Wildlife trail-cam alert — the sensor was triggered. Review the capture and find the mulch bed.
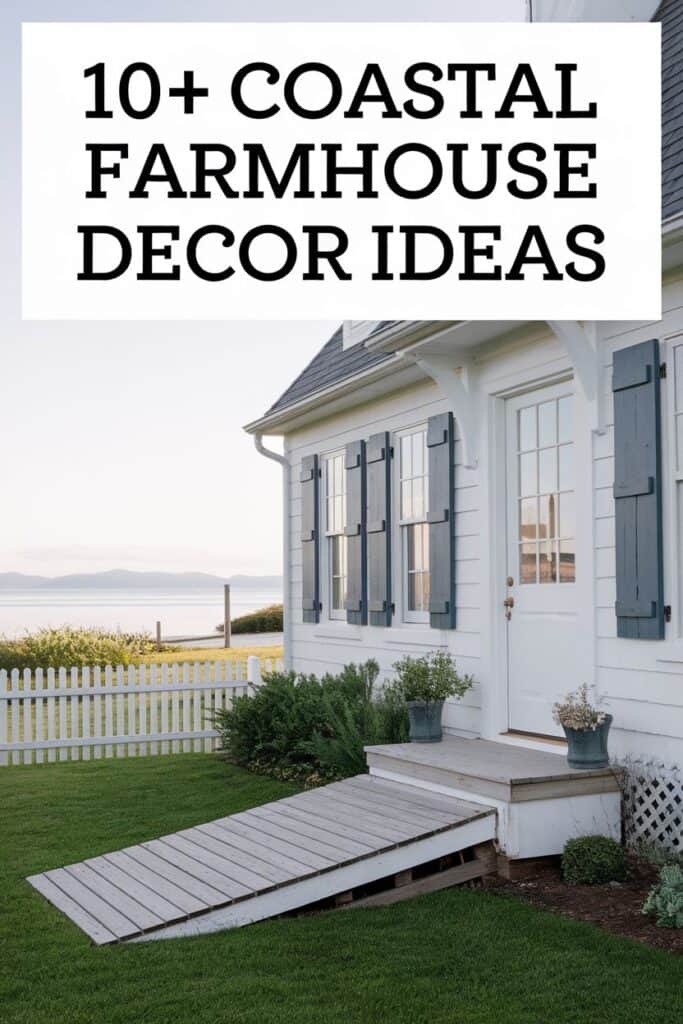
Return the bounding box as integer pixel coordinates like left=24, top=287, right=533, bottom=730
left=484, top=858, right=682, bottom=954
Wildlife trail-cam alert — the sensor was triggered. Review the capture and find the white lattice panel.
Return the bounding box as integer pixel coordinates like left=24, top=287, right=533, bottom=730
left=621, top=760, right=682, bottom=855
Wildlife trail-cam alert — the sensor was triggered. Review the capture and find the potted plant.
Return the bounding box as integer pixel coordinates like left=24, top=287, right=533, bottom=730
left=391, top=651, right=474, bottom=743
left=552, top=684, right=612, bottom=769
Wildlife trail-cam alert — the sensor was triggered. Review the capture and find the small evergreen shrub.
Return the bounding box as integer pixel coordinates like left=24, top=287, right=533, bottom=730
left=212, top=658, right=408, bottom=783
left=0, top=626, right=159, bottom=671
left=642, top=864, right=683, bottom=928
left=561, top=835, right=627, bottom=885
left=217, top=604, right=283, bottom=635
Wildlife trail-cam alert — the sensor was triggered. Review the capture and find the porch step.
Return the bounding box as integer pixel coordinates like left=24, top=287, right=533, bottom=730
left=364, top=736, right=621, bottom=804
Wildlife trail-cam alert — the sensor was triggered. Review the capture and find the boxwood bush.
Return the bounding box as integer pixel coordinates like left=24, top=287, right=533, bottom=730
left=217, top=604, right=283, bottom=635
left=561, top=835, right=627, bottom=885
left=213, top=658, right=408, bottom=783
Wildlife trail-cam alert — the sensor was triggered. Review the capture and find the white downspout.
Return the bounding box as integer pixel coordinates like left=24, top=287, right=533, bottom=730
left=253, top=433, right=292, bottom=671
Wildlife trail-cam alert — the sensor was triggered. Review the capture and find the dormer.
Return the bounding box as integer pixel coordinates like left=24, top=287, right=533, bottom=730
left=342, top=320, right=384, bottom=350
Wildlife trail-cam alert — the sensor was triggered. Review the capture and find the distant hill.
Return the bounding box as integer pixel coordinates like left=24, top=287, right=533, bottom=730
left=0, top=570, right=282, bottom=591
left=0, top=572, right=50, bottom=589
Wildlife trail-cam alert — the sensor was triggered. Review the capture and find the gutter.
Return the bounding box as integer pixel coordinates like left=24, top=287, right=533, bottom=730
left=253, top=434, right=292, bottom=671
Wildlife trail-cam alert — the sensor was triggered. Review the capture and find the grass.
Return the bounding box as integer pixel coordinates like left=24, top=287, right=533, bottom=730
left=135, top=644, right=283, bottom=665
left=1, top=757, right=681, bottom=1024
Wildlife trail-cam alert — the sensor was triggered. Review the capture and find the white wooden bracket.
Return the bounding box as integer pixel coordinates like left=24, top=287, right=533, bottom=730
left=413, top=355, right=482, bottom=469
left=546, top=320, right=606, bottom=435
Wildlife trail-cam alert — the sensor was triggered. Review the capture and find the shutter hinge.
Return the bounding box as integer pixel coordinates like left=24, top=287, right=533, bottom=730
left=660, top=362, right=667, bottom=378
left=664, top=605, right=672, bottom=623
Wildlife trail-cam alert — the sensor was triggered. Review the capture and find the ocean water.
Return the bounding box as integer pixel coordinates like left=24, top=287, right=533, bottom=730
left=0, top=588, right=282, bottom=639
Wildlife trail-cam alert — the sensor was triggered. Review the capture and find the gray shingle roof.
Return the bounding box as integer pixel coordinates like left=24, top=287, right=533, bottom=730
left=265, top=6, right=683, bottom=419
left=658, top=0, right=683, bottom=220
left=265, top=322, right=395, bottom=415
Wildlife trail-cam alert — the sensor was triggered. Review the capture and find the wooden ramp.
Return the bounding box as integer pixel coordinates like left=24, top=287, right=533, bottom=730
left=27, top=774, right=496, bottom=945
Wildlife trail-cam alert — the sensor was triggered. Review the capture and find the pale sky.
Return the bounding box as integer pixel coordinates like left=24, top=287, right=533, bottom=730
left=1, top=0, right=524, bottom=579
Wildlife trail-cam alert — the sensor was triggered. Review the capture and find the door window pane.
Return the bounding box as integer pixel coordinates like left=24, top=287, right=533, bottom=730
left=559, top=492, right=575, bottom=538
left=559, top=539, right=575, bottom=582
left=539, top=448, right=557, bottom=493
left=558, top=395, right=573, bottom=444
left=559, top=444, right=574, bottom=490
left=519, top=406, right=536, bottom=451
left=539, top=494, right=558, bottom=540
left=519, top=498, right=537, bottom=541
left=519, top=453, right=537, bottom=496
left=539, top=543, right=558, bottom=583
left=520, top=543, right=537, bottom=583
left=538, top=401, right=557, bottom=447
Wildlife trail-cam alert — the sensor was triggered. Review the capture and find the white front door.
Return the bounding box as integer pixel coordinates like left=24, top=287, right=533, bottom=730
left=505, top=383, right=578, bottom=737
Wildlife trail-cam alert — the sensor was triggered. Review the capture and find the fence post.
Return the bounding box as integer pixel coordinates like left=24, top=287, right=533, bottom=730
left=224, top=584, right=231, bottom=648
left=247, top=656, right=262, bottom=688
left=155, top=620, right=162, bottom=652
left=0, top=670, right=7, bottom=767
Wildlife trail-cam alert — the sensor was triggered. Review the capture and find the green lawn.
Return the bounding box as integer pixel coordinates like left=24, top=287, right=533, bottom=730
left=1, top=756, right=680, bottom=1024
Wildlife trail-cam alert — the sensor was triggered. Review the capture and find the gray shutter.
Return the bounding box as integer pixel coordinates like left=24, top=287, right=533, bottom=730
left=613, top=339, right=664, bottom=640
left=367, top=432, right=392, bottom=627
left=345, top=440, right=367, bottom=625
left=300, top=454, right=320, bottom=624
left=427, top=413, right=456, bottom=630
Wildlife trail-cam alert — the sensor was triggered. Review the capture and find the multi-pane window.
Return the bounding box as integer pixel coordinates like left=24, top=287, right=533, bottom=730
left=517, top=395, right=575, bottom=584
left=400, top=429, right=430, bottom=616
left=325, top=453, right=347, bottom=617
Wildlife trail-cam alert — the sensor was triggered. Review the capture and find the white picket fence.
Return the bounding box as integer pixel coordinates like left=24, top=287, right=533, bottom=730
left=0, top=655, right=283, bottom=766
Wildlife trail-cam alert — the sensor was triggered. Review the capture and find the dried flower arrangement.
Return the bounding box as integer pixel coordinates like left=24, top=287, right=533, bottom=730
left=552, top=684, right=607, bottom=732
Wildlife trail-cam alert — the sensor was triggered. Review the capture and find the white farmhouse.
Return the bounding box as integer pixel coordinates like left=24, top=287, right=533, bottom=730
left=246, top=0, right=682, bottom=857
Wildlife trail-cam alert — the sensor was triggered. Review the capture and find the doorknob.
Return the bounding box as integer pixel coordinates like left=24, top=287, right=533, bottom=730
left=503, top=597, right=515, bottom=608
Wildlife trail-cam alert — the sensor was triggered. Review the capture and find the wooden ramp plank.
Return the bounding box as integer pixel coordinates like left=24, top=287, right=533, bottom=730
left=43, top=867, right=140, bottom=940
left=280, top=791, right=416, bottom=843
left=256, top=799, right=388, bottom=852
left=197, top=821, right=308, bottom=879
left=103, top=850, right=207, bottom=916
left=235, top=809, right=355, bottom=864
left=172, top=830, right=280, bottom=891
left=84, top=856, right=187, bottom=923
left=66, top=863, right=163, bottom=932
left=27, top=872, right=118, bottom=946
left=125, top=844, right=232, bottom=905
left=182, top=826, right=295, bottom=886
left=146, top=838, right=252, bottom=900
left=346, top=775, right=480, bottom=818
left=246, top=804, right=376, bottom=857
left=212, top=815, right=334, bottom=871
left=328, top=780, right=457, bottom=829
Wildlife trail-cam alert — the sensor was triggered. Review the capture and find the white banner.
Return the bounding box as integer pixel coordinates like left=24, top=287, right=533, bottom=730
left=22, top=22, right=661, bottom=320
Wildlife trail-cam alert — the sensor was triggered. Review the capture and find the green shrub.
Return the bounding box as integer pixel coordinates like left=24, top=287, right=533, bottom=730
left=391, top=650, right=474, bottom=703
left=213, top=659, right=408, bottom=783
left=217, top=604, right=283, bottom=635
left=561, top=835, right=627, bottom=885
left=0, top=626, right=160, bottom=671
left=641, top=864, right=683, bottom=928
left=307, top=661, right=408, bottom=777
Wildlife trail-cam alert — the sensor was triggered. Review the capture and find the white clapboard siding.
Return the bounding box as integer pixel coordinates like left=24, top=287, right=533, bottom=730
left=0, top=656, right=281, bottom=767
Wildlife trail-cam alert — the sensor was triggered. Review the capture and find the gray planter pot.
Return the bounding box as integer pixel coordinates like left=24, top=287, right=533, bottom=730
left=562, top=714, right=612, bottom=769
left=407, top=700, right=444, bottom=743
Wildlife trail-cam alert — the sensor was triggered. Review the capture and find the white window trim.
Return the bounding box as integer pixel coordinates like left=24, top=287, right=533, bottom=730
left=322, top=450, right=347, bottom=622
left=396, top=424, right=430, bottom=625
